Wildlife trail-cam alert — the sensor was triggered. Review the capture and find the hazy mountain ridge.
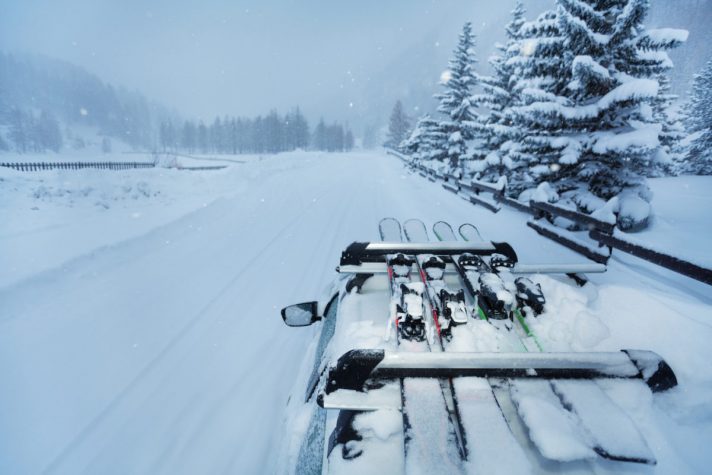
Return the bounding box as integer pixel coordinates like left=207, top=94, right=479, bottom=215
left=0, top=52, right=177, bottom=151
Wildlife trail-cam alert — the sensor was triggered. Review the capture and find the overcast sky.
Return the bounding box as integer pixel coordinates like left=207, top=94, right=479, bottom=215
left=1, top=0, right=706, bottom=128
left=0, top=0, right=529, bottom=120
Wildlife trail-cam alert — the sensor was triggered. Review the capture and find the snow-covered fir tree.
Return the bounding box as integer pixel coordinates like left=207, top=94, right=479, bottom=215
left=313, top=118, right=327, bottom=151
left=506, top=0, right=685, bottom=228
left=384, top=100, right=411, bottom=150
left=435, top=22, right=479, bottom=171
left=650, top=74, right=685, bottom=175
left=682, top=59, right=712, bottom=175
left=401, top=115, right=447, bottom=163
left=472, top=1, right=527, bottom=184
left=344, top=129, right=355, bottom=151
left=502, top=9, right=570, bottom=197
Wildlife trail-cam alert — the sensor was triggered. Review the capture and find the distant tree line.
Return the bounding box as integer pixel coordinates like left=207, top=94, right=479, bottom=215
left=0, top=53, right=357, bottom=156
left=4, top=108, right=62, bottom=153
left=158, top=108, right=354, bottom=154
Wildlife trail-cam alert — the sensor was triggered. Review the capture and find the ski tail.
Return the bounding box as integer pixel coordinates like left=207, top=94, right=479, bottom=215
left=433, top=221, right=457, bottom=242
left=379, top=217, right=403, bottom=242
left=459, top=223, right=483, bottom=242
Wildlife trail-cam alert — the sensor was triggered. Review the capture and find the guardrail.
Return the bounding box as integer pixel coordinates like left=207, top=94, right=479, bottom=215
left=590, top=230, right=712, bottom=286
left=388, top=148, right=712, bottom=287
left=1, top=161, right=155, bottom=171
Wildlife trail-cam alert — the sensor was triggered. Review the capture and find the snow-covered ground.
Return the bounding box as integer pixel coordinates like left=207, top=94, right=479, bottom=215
left=623, top=176, right=712, bottom=268
left=1, top=150, right=711, bottom=474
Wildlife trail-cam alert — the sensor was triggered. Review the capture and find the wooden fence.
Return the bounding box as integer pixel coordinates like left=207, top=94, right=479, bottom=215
left=386, top=148, right=712, bottom=287
left=0, top=161, right=228, bottom=172
left=0, top=161, right=155, bottom=171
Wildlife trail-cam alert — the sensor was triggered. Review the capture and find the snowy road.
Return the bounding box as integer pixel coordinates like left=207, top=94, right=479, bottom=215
left=2, top=151, right=711, bottom=474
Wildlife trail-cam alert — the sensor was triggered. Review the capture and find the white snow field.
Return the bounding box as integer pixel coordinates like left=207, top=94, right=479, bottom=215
left=1, top=151, right=711, bottom=474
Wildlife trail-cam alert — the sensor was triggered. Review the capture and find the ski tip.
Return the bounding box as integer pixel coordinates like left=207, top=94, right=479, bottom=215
left=378, top=217, right=402, bottom=242
left=458, top=223, right=483, bottom=242
left=432, top=220, right=457, bottom=241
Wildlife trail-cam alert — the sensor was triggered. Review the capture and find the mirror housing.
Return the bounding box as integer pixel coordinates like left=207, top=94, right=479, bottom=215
left=281, top=301, right=320, bottom=327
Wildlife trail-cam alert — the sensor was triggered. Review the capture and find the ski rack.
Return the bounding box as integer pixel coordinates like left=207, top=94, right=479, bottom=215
left=340, top=241, right=517, bottom=266
left=321, top=349, right=678, bottom=399
left=338, top=241, right=606, bottom=275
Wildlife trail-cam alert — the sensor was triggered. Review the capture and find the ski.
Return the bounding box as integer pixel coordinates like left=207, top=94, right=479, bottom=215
left=461, top=225, right=656, bottom=465
left=433, top=220, right=458, bottom=242
left=448, top=222, right=543, bottom=349
left=378, top=218, right=465, bottom=471
left=405, top=219, right=468, bottom=340
left=439, top=222, right=660, bottom=464
left=458, top=223, right=483, bottom=242
left=399, top=218, right=469, bottom=462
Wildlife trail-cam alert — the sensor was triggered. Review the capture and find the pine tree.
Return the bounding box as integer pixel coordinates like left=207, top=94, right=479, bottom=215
left=501, top=10, right=570, bottom=197
left=37, top=110, right=62, bottom=152
left=682, top=59, right=712, bottom=175
left=402, top=115, right=447, bottom=164
left=326, top=123, right=345, bottom=152
left=361, top=125, right=377, bottom=149
left=506, top=0, right=684, bottom=215
left=557, top=0, right=684, bottom=204
left=435, top=22, right=479, bottom=170
left=9, top=108, right=28, bottom=153
left=159, top=121, right=171, bottom=152
left=344, top=128, right=355, bottom=151
left=211, top=117, right=224, bottom=153
left=313, top=118, right=327, bottom=151
left=197, top=121, right=208, bottom=154
left=294, top=108, right=310, bottom=150
left=181, top=121, right=196, bottom=153
left=473, top=2, right=527, bottom=183
left=385, top=100, right=411, bottom=150
left=650, top=75, right=685, bottom=175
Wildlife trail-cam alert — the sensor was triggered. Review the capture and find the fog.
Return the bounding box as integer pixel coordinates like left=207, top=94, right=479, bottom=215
left=1, top=0, right=708, bottom=129
left=0, top=1, right=541, bottom=123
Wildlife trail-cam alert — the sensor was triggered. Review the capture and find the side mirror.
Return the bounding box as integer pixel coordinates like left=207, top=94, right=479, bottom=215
left=281, top=301, right=320, bottom=327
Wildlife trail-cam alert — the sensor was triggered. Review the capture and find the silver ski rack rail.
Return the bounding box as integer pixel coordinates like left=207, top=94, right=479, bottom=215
left=339, top=241, right=518, bottom=266
left=321, top=349, right=678, bottom=399
left=338, top=240, right=606, bottom=275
